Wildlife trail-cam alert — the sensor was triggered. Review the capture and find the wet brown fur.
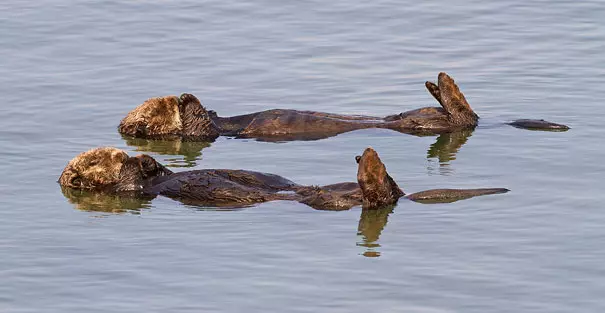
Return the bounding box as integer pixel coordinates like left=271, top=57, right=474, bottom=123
left=356, top=148, right=405, bottom=209
left=118, top=96, right=182, bottom=137
left=58, top=147, right=173, bottom=192
left=58, top=147, right=129, bottom=190
left=212, top=73, right=479, bottom=139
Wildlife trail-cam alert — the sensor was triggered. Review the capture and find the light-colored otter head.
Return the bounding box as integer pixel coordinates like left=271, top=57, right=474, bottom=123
left=59, top=147, right=173, bottom=192
left=118, top=96, right=183, bottom=137
left=118, top=94, right=220, bottom=141
left=356, top=147, right=404, bottom=209
left=59, top=147, right=130, bottom=190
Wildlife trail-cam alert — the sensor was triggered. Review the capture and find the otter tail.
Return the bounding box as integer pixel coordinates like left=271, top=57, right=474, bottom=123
left=425, top=72, right=479, bottom=127
left=406, top=188, right=509, bottom=204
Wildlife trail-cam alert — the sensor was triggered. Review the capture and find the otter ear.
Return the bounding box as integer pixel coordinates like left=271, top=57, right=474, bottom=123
left=356, top=148, right=404, bottom=209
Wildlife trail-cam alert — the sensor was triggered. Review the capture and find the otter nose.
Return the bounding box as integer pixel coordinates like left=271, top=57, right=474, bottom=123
left=355, top=155, right=361, bottom=164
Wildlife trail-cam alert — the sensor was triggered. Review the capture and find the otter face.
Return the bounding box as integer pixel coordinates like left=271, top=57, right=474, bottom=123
left=178, top=93, right=221, bottom=141
left=59, top=147, right=129, bottom=190
left=356, top=147, right=404, bottom=209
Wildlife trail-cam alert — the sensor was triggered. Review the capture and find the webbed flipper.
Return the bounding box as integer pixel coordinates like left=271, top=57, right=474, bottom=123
left=426, top=72, right=479, bottom=127
left=425, top=81, right=443, bottom=106
left=356, top=148, right=405, bottom=209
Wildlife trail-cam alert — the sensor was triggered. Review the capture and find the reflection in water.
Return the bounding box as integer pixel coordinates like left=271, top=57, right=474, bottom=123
left=121, top=135, right=211, bottom=168
left=61, top=187, right=154, bottom=214
left=356, top=206, right=395, bottom=258
left=426, top=129, right=474, bottom=175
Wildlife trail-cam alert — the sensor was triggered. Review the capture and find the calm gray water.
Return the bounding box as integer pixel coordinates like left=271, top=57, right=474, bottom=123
left=1, top=1, right=604, bottom=312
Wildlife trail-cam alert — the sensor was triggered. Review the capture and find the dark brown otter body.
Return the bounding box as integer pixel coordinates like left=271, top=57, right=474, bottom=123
left=118, top=72, right=568, bottom=142
left=59, top=147, right=508, bottom=210
left=204, top=72, right=480, bottom=140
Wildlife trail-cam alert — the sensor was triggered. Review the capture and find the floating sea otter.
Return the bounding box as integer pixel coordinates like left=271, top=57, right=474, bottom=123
left=59, top=147, right=508, bottom=210
left=118, top=72, right=569, bottom=142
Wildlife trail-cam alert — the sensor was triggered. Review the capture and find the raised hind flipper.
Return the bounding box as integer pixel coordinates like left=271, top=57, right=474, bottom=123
left=430, top=72, right=479, bottom=127
left=425, top=81, right=443, bottom=106
left=356, top=148, right=405, bottom=209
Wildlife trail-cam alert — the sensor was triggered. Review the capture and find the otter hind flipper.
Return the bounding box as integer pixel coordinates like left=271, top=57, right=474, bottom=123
left=436, top=72, right=479, bottom=127
left=425, top=81, right=443, bottom=106
left=356, top=147, right=405, bottom=209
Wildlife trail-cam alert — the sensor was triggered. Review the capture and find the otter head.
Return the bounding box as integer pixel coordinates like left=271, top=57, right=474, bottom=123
left=59, top=148, right=172, bottom=192
left=356, top=147, right=404, bottom=209
left=178, top=93, right=221, bottom=141
left=118, top=96, right=183, bottom=137
left=118, top=94, right=220, bottom=141
left=59, top=147, right=130, bottom=190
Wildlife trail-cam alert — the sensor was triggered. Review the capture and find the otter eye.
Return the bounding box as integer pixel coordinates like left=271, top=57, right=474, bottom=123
left=71, top=176, right=82, bottom=187
left=355, top=156, right=361, bottom=164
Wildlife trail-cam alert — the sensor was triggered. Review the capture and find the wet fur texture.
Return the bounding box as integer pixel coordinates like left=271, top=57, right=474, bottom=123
left=118, top=96, right=183, bottom=137
left=356, top=148, right=405, bottom=209
left=205, top=73, right=481, bottom=138
left=58, top=148, right=172, bottom=192
left=58, top=147, right=129, bottom=190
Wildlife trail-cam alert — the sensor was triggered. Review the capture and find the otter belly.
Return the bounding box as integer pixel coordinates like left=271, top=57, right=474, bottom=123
left=144, top=169, right=299, bottom=207
left=238, top=110, right=380, bottom=137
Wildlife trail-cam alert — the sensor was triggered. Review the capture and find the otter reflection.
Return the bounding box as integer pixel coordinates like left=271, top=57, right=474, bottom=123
left=61, top=186, right=153, bottom=214
left=426, top=129, right=474, bottom=175
left=121, top=135, right=211, bottom=168
left=357, top=206, right=395, bottom=258
left=427, top=129, right=473, bottom=164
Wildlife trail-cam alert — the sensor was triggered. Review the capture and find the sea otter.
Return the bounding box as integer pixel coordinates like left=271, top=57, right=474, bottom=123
left=59, top=147, right=508, bottom=210
left=117, top=72, right=569, bottom=142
